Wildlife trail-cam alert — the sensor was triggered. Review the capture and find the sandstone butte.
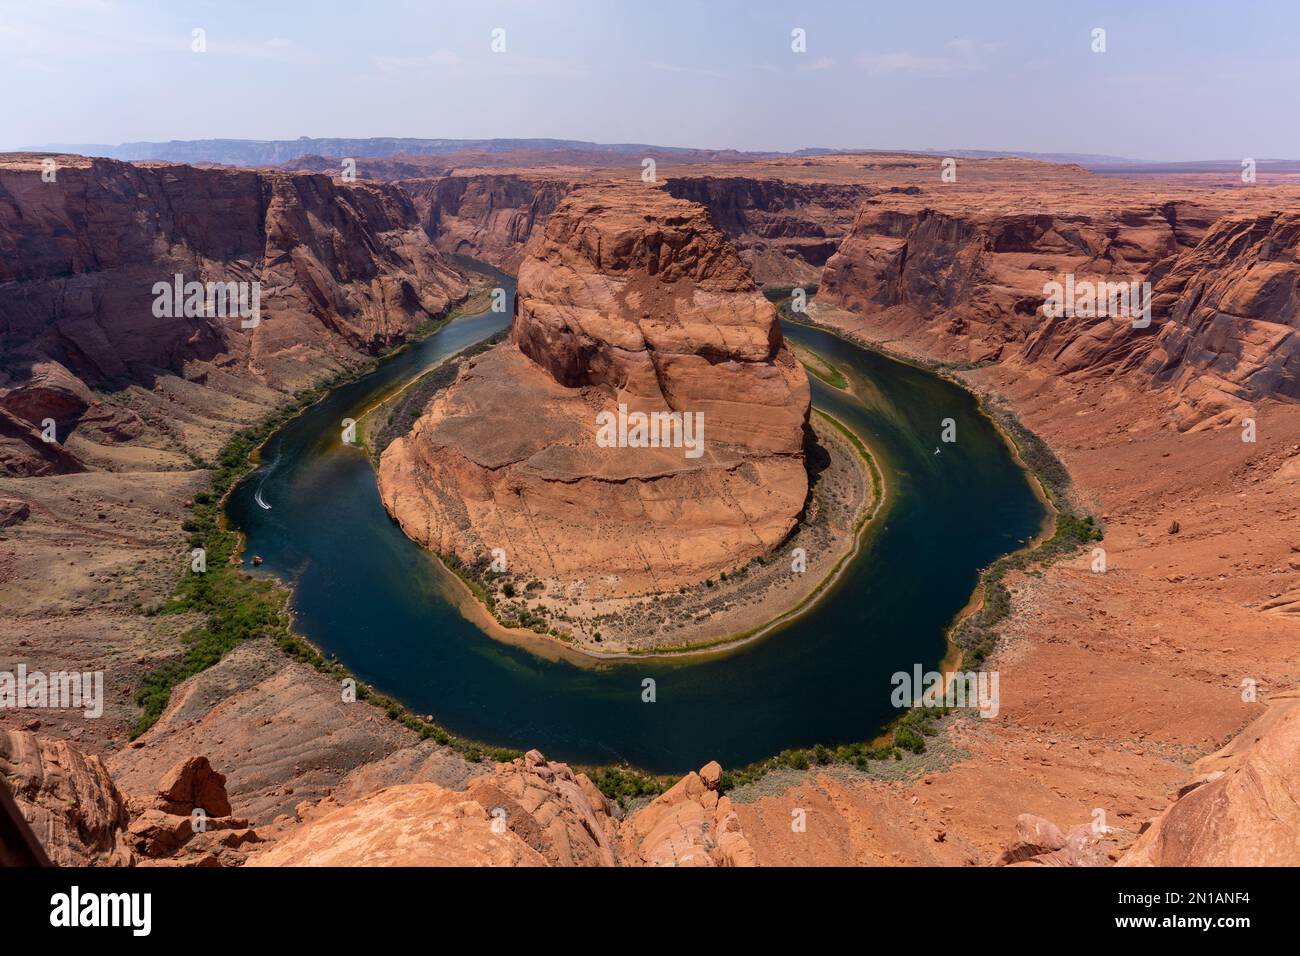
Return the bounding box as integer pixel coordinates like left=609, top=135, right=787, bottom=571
left=410, top=153, right=1297, bottom=429
left=3, top=149, right=1300, bottom=868
left=377, top=183, right=811, bottom=598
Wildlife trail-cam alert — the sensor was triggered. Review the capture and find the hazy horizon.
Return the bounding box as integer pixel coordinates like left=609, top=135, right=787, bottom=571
left=3, top=0, right=1298, bottom=161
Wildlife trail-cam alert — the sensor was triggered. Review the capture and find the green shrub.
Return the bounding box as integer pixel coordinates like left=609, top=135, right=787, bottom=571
left=586, top=766, right=668, bottom=806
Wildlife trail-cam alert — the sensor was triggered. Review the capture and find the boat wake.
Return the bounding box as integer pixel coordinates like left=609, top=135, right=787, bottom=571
left=254, top=451, right=280, bottom=510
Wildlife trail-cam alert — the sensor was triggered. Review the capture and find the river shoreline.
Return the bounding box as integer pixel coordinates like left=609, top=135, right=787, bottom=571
left=783, top=306, right=1088, bottom=682
left=215, top=281, right=1061, bottom=777
left=346, top=301, right=1066, bottom=686
left=351, top=314, right=888, bottom=660
left=414, top=404, right=889, bottom=664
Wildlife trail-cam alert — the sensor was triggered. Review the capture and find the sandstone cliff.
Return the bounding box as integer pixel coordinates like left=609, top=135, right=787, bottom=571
left=7, top=151, right=1299, bottom=871
left=663, top=175, right=876, bottom=288
left=1141, top=212, right=1300, bottom=424
left=379, top=183, right=810, bottom=599
left=407, top=167, right=875, bottom=288
left=818, top=180, right=1299, bottom=424
left=821, top=200, right=1217, bottom=362
left=406, top=173, right=573, bottom=273
left=3, top=724, right=754, bottom=868
left=0, top=154, right=467, bottom=475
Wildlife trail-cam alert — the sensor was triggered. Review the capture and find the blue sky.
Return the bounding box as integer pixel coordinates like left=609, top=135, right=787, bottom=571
left=3, top=0, right=1296, bottom=159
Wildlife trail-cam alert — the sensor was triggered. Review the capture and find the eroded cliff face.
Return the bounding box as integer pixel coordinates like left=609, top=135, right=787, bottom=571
left=405, top=173, right=573, bottom=273
left=818, top=189, right=1299, bottom=425
left=0, top=729, right=134, bottom=866
left=0, top=154, right=467, bottom=474
left=6, top=719, right=756, bottom=867
left=1140, top=212, right=1300, bottom=424
left=821, top=201, right=1213, bottom=359
left=663, top=175, right=877, bottom=288
left=408, top=168, right=875, bottom=289
left=379, top=182, right=810, bottom=599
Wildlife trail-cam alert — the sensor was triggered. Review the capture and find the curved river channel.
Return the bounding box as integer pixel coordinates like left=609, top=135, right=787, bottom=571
left=227, top=272, right=1047, bottom=773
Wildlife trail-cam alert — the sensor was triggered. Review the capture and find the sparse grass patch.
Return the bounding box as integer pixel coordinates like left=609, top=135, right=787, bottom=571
left=130, top=310, right=522, bottom=765
left=951, top=399, right=1105, bottom=668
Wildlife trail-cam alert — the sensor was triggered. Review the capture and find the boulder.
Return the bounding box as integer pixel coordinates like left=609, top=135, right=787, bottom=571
left=156, top=755, right=233, bottom=817
left=0, top=497, right=30, bottom=527
left=997, top=813, right=1067, bottom=864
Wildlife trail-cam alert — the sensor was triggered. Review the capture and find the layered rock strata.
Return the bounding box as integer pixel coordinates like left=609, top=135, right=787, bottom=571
left=379, top=183, right=810, bottom=598
left=407, top=173, right=573, bottom=273
left=0, top=729, right=134, bottom=865
left=818, top=183, right=1299, bottom=425
left=0, top=153, right=466, bottom=474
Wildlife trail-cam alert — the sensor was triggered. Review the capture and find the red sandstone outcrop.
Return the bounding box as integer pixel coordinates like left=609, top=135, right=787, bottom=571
left=0, top=730, right=262, bottom=867
left=0, top=361, right=95, bottom=433
left=818, top=175, right=1298, bottom=423
left=407, top=173, right=573, bottom=273
left=460, top=750, right=618, bottom=866
left=1119, top=692, right=1300, bottom=866
left=0, top=407, right=85, bottom=476
left=246, top=750, right=753, bottom=868
left=1141, top=212, right=1300, bottom=424
left=994, top=813, right=1119, bottom=867
left=0, top=729, right=134, bottom=865
left=153, top=754, right=233, bottom=817
left=620, top=760, right=756, bottom=867
left=125, top=754, right=261, bottom=866
left=0, top=153, right=467, bottom=475
left=249, top=750, right=615, bottom=867
left=0, top=361, right=144, bottom=474
left=379, top=183, right=810, bottom=597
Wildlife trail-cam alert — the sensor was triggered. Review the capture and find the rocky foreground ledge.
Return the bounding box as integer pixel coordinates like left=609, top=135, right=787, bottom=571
left=7, top=697, right=1300, bottom=866
left=2, top=728, right=754, bottom=867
